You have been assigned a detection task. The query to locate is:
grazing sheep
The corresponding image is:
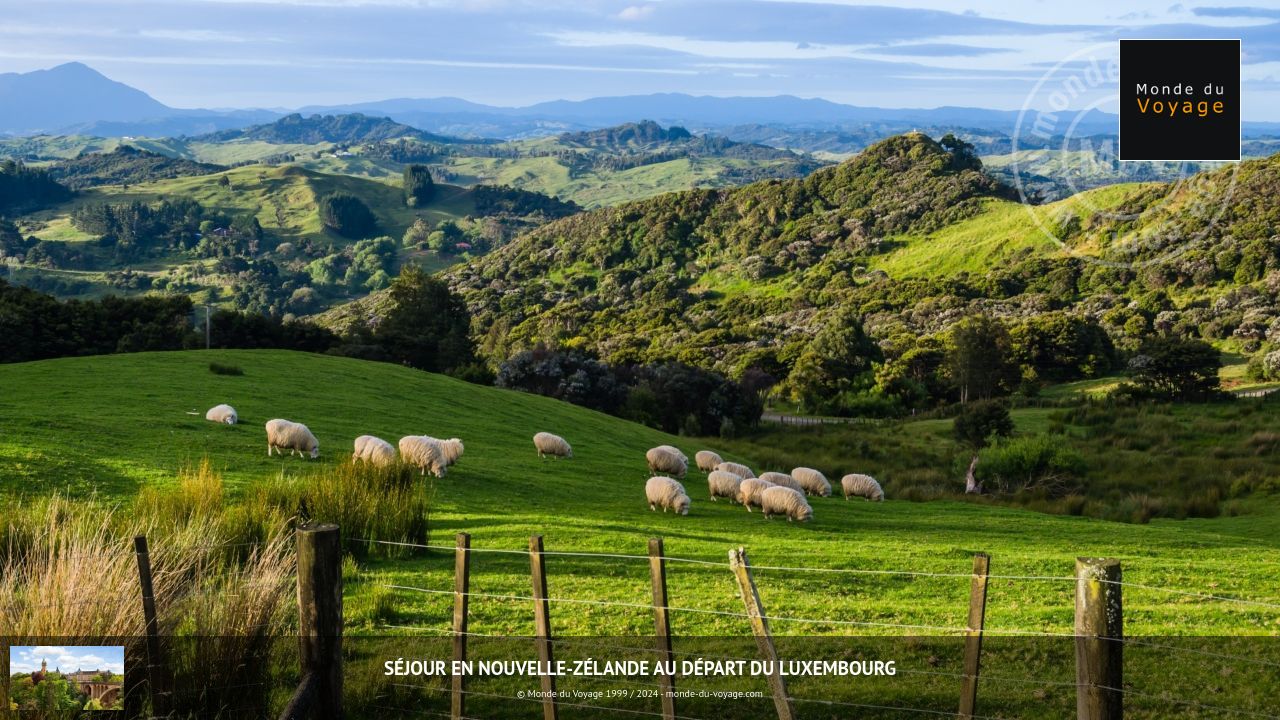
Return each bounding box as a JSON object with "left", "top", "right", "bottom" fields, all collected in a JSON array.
[
  {"left": 707, "top": 470, "right": 743, "bottom": 503},
  {"left": 791, "top": 467, "right": 832, "bottom": 497},
  {"left": 439, "top": 438, "right": 465, "bottom": 466},
  {"left": 646, "top": 446, "right": 688, "bottom": 478},
  {"left": 695, "top": 450, "right": 723, "bottom": 473},
  {"left": 353, "top": 435, "right": 396, "bottom": 467},
  {"left": 759, "top": 471, "right": 804, "bottom": 493},
  {"left": 265, "top": 419, "right": 319, "bottom": 459},
  {"left": 760, "top": 486, "right": 813, "bottom": 522},
  {"left": 716, "top": 461, "right": 756, "bottom": 479},
  {"left": 841, "top": 474, "right": 884, "bottom": 502},
  {"left": 533, "top": 432, "right": 573, "bottom": 459},
  {"left": 737, "top": 477, "right": 776, "bottom": 512},
  {"left": 645, "top": 476, "right": 691, "bottom": 515},
  {"left": 205, "top": 404, "right": 238, "bottom": 425},
  {"left": 399, "top": 435, "right": 449, "bottom": 477},
  {"left": 656, "top": 445, "right": 689, "bottom": 463}
]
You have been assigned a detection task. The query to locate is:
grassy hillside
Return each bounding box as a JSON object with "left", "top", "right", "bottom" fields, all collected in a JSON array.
[{"left": 1, "top": 349, "right": 1278, "bottom": 644}]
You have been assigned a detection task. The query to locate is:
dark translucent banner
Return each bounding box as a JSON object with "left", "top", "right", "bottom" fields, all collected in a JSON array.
[{"left": 4, "top": 635, "right": 1277, "bottom": 719}]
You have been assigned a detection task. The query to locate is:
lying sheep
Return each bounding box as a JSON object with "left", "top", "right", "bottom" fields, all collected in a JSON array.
[
  {"left": 791, "top": 467, "right": 832, "bottom": 497},
  {"left": 716, "top": 461, "right": 755, "bottom": 479},
  {"left": 646, "top": 446, "right": 688, "bottom": 478},
  {"left": 841, "top": 473, "right": 884, "bottom": 502},
  {"left": 760, "top": 486, "right": 813, "bottom": 522},
  {"left": 759, "top": 471, "right": 804, "bottom": 493},
  {"left": 265, "top": 419, "right": 319, "bottom": 459},
  {"left": 206, "top": 404, "right": 238, "bottom": 425},
  {"left": 707, "top": 470, "right": 743, "bottom": 503},
  {"left": 737, "top": 477, "right": 776, "bottom": 512},
  {"left": 399, "top": 435, "right": 449, "bottom": 477},
  {"left": 439, "top": 438, "right": 465, "bottom": 466},
  {"left": 695, "top": 450, "right": 723, "bottom": 473},
  {"left": 353, "top": 435, "right": 396, "bottom": 467},
  {"left": 645, "top": 476, "right": 691, "bottom": 516},
  {"left": 533, "top": 432, "right": 573, "bottom": 459}
]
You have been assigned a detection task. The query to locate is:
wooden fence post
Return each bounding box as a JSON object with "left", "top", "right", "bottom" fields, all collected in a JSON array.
[
  {"left": 134, "top": 535, "right": 169, "bottom": 716},
  {"left": 728, "top": 547, "right": 795, "bottom": 720},
  {"left": 1075, "top": 558, "right": 1122, "bottom": 720},
  {"left": 297, "top": 523, "right": 343, "bottom": 720},
  {"left": 529, "top": 535, "right": 558, "bottom": 720},
  {"left": 958, "top": 552, "right": 990, "bottom": 719},
  {"left": 648, "top": 538, "right": 677, "bottom": 720},
  {"left": 452, "top": 532, "right": 471, "bottom": 720}
]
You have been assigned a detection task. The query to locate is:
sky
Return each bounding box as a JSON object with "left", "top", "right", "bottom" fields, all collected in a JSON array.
[
  {"left": 9, "top": 645, "right": 125, "bottom": 675},
  {"left": 0, "top": 0, "right": 1278, "bottom": 117}
]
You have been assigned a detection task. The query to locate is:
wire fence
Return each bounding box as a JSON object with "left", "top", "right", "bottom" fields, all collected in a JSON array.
[{"left": 349, "top": 533, "right": 1280, "bottom": 720}]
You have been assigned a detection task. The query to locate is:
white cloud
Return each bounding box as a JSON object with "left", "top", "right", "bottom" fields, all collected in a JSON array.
[
  {"left": 10, "top": 646, "right": 124, "bottom": 675},
  {"left": 618, "top": 5, "right": 653, "bottom": 21}
]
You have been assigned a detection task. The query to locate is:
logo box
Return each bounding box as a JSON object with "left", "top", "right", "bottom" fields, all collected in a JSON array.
[{"left": 1119, "top": 39, "right": 1241, "bottom": 162}]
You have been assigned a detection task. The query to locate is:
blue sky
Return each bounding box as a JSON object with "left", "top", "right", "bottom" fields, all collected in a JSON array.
[
  {"left": 9, "top": 645, "right": 125, "bottom": 675},
  {"left": 0, "top": 1, "right": 1278, "bottom": 117}
]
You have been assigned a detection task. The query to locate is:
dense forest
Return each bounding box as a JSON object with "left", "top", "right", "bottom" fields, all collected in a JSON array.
[
  {"left": 0, "top": 159, "right": 72, "bottom": 214},
  {"left": 449, "top": 132, "right": 1280, "bottom": 415},
  {"left": 49, "top": 146, "right": 225, "bottom": 189}
]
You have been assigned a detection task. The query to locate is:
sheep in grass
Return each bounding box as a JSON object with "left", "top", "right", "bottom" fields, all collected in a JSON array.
[
  {"left": 206, "top": 404, "right": 238, "bottom": 425},
  {"left": 353, "top": 435, "right": 396, "bottom": 467},
  {"left": 791, "top": 467, "right": 832, "bottom": 497},
  {"left": 265, "top": 419, "right": 319, "bottom": 459},
  {"left": 439, "top": 438, "right": 465, "bottom": 466},
  {"left": 399, "top": 435, "right": 449, "bottom": 478},
  {"left": 737, "top": 477, "right": 776, "bottom": 512},
  {"left": 656, "top": 445, "right": 689, "bottom": 464},
  {"left": 707, "top": 470, "right": 743, "bottom": 503},
  {"left": 695, "top": 450, "right": 723, "bottom": 473},
  {"left": 646, "top": 446, "right": 688, "bottom": 478},
  {"left": 533, "top": 432, "right": 573, "bottom": 459},
  {"left": 645, "top": 476, "right": 691, "bottom": 516},
  {"left": 716, "top": 461, "right": 755, "bottom": 479},
  {"left": 759, "top": 471, "right": 804, "bottom": 493},
  {"left": 760, "top": 486, "right": 813, "bottom": 522},
  {"left": 841, "top": 473, "right": 884, "bottom": 502}
]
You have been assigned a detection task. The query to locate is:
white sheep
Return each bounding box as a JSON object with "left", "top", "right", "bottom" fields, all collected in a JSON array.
[
  {"left": 533, "top": 432, "right": 573, "bottom": 459},
  {"left": 646, "top": 446, "right": 688, "bottom": 478},
  {"left": 760, "top": 486, "right": 813, "bottom": 522},
  {"left": 716, "top": 461, "right": 755, "bottom": 479},
  {"left": 759, "top": 471, "right": 804, "bottom": 493},
  {"left": 205, "top": 404, "right": 238, "bottom": 425},
  {"left": 399, "top": 435, "right": 449, "bottom": 477},
  {"left": 656, "top": 445, "right": 689, "bottom": 463},
  {"left": 353, "top": 435, "right": 396, "bottom": 467},
  {"left": 265, "top": 419, "right": 319, "bottom": 459},
  {"left": 645, "top": 476, "right": 691, "bottom": 515},
  {"left": 791, "top": 467, "right": 832, "bottom": 497},
  {"left": 695, "top": 450, "right": 723, "bottom": 473},
  {"left": 707, "top": 470, "right": 743, "bottom": 503},
  {"left": 439, "top": 438, "right": 465, "bottom": 466},
  {"left": 737, "top": 477, "right": 776, "bottom": 512},
  {"left": 841, "top": 473, "right": 884, "bottom": 502}
]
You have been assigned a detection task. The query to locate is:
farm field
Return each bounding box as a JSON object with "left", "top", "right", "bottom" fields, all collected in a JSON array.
[{"left": 2, "top": 349, "right": 1278, "bottom": 643}]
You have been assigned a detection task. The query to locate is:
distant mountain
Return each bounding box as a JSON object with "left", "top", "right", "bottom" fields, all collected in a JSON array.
[
  {"left": 61, "top": 110, "right": 283, "bottom": 139},
  {"left": 0, "top": 63, "right": 173, "bottom": 134},
  {"left": 195, "top": 113, "right": 471, "bottom": 145},
  {"left": 560, "top": 120, "right": 694, "bottom": 148}
]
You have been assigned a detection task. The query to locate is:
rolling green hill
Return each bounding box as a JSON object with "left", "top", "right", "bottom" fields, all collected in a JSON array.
[
  {"left": 1, "top": 348, "right": 1278, "bottom": 645},
  {"left": 441, "top": 133, "right": 1280, "bottom": 417}
]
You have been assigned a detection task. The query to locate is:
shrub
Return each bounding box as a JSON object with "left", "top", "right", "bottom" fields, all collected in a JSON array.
[
  {"left": 971, "top": 435, "right": 1087, "bottom": 496},
  {"left": 318, "top": 191, "right": 378, "bottom": 239}
]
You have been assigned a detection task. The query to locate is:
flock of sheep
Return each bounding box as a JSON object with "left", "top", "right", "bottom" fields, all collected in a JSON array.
[
  {"left": 205, "top": 404, "right": 465, "bottom": 476},
  {"left": 641, "top": 446, "right": 883, "bottom": 523},
  {"left": 204, "top": 407, "right": 881, "bottom": 524}
]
